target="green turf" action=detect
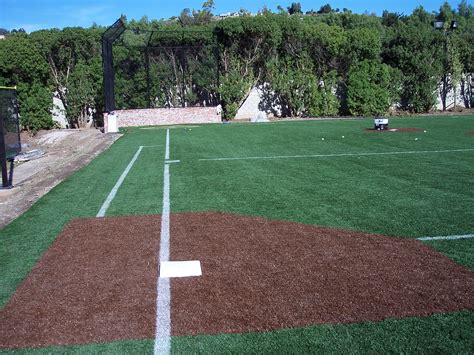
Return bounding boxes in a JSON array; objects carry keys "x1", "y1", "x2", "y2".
[
  {"x1": 170, "y1": 116, "x2": 474, "y2": 238},
  {"x1": 5, "y1": 312, "x2": 472, "y2": 354},
  {"x1": 1, "y1": 115, "x2": 473, "y2": 352},
  {"x1": 173, "y1": 312, "x2": 474, "y2": 354},
  {"x1": 424, "y1": 237, "x2": 474, "y2": 270},
  {"x1": 3, "y1": 339, "x2": 153, "y2": 354}
]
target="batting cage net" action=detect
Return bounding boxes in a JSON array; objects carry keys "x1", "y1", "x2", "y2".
[
  {"x1": 0, "y1": 86, "x2": 21, "y2": 188},
  {"x1": 103, "y1": 19, "x2": 219, "y2": 112}
]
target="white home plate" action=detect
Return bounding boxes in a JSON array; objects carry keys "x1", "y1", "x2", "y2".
[{"x1": 160, "y1": 260, "x2": 202, "y2": 278}]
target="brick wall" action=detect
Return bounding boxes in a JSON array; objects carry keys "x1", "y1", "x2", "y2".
[{"x1": 115, "y1": 107, "x2": 221, "y2": 127}]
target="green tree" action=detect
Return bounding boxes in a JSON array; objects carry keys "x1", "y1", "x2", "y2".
[
  {"x1": 33, "y1": 27, "x2": 102, "y2": 126},
  {"x1": 66, "y1": 58, "x2": 102, "y2": 127},
  {"x1": 0, "y1": 34, "x2": 53, "y2": 131},
  {"x1": 383, "y1": 19, "x2": 442, "y2": 112},
  {"x1": 458, "y1": 0, "x2": 474, "y2": 19},
  {"x1": 347, "y1": 60, "x2": 396, "y2": 116},
  {"x1": 318, "y1": 4, "x2": 333, "y2": 14},
  {"x1": 287, "y1": 3, "x2": 302, "y2": 15}
]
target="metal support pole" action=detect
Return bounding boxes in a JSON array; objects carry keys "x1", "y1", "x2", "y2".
[
  {"x1": 215, "y1": 44, "x2": 221, "y2": 105},
  {"x1": 442, "y1": 34, "x2": 448, "y2": 111},
  {"x1": 0, "y1": 117, "x2": 10, "y2": 188},
  {"x1": 102, "y1": 39, "x2": 115, "y2": 112},
  {"x1": 145, "y1": 47, "x2": 151, "y2": 108}
]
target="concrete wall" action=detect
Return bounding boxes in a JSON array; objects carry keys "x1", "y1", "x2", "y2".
[
  {"x1": 52, "y1": 96, "x2": 67, "y2": 128},
  {"x1": 434, "y1": 74, "x2": 473, "y2": 110},
  {"x1": 115, "y1": 107, "x2": 221, "y2": 127},
  {"x1": 235, "y1": 87, "x2": 267, "y2": 120}
]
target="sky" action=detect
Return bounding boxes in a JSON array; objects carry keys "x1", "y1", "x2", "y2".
[{"x1": 0, "y1": 0, "x2": 463, "y2": 32}]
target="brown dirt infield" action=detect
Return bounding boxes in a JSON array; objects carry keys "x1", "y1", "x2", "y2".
[
  {"x1": 1, "y1": 212, "x2": 474, "y2": 349},
  {"x1": 466, "y1": 130, "x2": 474, "y2": 135},
  {"x1": 365, "y1": 127, "x2": 424, "y2": 132},
  {"x1": 0, "y1": 216, "x2": 161, "y2": 349}
]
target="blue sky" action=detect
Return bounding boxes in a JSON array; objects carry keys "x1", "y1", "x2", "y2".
[{"x1": 0, "y1": 0, "x2": 462, "y2": 32}]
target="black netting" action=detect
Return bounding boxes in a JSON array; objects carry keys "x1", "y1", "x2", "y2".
[
  {"x1": 102, "y1": 19, "x2": 126, "y2": 112},
  {"x1": 0, "y1": 88, "x2": 21, "y2": 159},
  {"x1": 102, "y1": 19, "x2": 219, "y2": 111}
]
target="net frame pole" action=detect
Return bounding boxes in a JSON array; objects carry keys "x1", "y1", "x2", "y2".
[
  {"x1": 102, "y1": 18, "x2": 126, "y2": 113},
  {"x1": 0, "y1": 117, "x2": 9, "y2": 188},
  {"x1": 0, "y1": 86, "x2": 19, "y2": 189}
]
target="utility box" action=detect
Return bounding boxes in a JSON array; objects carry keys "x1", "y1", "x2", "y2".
[{"x1": 374, "y1": 117, "x2": 389, "y2": 130}]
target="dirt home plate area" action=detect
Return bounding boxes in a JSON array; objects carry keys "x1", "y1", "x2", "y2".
[{"x1": 1, "y1": 212, "x2": 473, "y2": 349}]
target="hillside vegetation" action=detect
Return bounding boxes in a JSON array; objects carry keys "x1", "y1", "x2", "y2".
[{"x1": 0, "y1": 1, "x2": 473, "y2": 130}]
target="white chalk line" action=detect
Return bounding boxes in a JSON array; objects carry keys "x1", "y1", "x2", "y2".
[
  {"x1": 198, "y1": 148, "x2": 474, "y2": 162},
  {"x1": 165, "y1": 128, "x2": 170, "y2": 161},
  {"x1": 154, "y1": 129, "x2": 171, "y2": 355},
  {"x1": 165, "y1": 160, "x2": 180, "y2": 164},
  {"x1": 96, "y1": 146, "x2": 143, "y2": 217},
  {"x1": 417, "y1": 233, "x2": 474, "y2": 241}
]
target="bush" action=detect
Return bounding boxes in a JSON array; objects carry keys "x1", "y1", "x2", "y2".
[{"x1": 347, "y1": 60, "x2": 396, "y2": 116}]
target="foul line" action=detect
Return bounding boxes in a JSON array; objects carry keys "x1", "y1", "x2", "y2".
[
  {"x1": 198, "y1": 148, "x2": 474, "y2": 162},
  {"x1": 165, "y1": 128, "x2": 170, "y2": 160},
  {"x1": 417, "y1": 233, "x2": 474, "y2": 241},
  {"x1": 154, "y1": 129, "x2": 171, "y2": 355},
  {"x1": 96, "y1": 146, "x2": 143, "y2": 217}
]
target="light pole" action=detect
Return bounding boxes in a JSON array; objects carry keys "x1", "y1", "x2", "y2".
[{"x1": 433, "y1": 20, "x2": 457, "y2": 111}]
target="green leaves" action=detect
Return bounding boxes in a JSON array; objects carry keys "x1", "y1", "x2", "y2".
[
  {"x1": 347, "y1": 60, "x2": 396, "y2": 116},
  {"x1": 0, "y1": 34, "x2": 53, "y2": 131}
]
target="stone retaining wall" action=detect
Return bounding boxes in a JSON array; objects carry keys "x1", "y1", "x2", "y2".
[{"x1": 115, "y1": 107, "x2": 221, "y2": 127}]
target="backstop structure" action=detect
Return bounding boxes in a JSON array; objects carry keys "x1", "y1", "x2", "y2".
[
  {"x1": 0, "y1": 86, "x2": 21, "y2": 188},
  {"x1": 101, "y1": 19, "x2": 221, "y2": 131}
]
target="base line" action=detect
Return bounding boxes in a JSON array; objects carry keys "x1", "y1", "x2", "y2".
[
  {"x1": 96, "y1": 146, "x2": 143, "y2": 217},
  {"x1": 198, "y1": 148, "x2": 474, "y2": 162},
  {"x1": 417, "y1": 233, "x2": 474, "y2": 241},
  {"x1": 154, "y1": 129, "x2": 171, "y2": 355}
]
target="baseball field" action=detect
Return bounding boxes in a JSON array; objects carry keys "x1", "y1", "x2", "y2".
[{"x1": 1, "y1": 115, "x2": 473, "y2": 353}]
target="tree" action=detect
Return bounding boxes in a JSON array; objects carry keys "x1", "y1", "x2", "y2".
[
  {"x1": 447, "y1": 36, "x2": 463, "y2": 109},
  {"x1": 458, "y1": 0, "x2": 474, "y2": 19},
  {"x1": 347, "y1": 60, "x2": 396, "y2": 116},
  {"x1": 318, "y1": 4, "x2": 333, "y2": 14},
  {"x1": 34, "y1": 27, "x2": 102, "y2": 127},
  {"x1": 178, "y1": 9, "x2": 193, "y2": 26},
  {"x1": 437, "y1": 1, "x2": 455, "y2": 22},
  {"x1": 382, "y1": 10, "x2": 404, "y2": 27},
  {"x1": 193, "y1": 0, "x2": 215, "y2": 25},
  {"x1": 411, "y1": 6, "x2": 432, "y2": 24},
  {"x1": 383, "y1": 19, "x2": 442, "y2": 112},
  {"x1": 0, "y1": 34, "x2": 53, "y2": 131},
  {"x1": 66, "y1": 58, "x2": 102, "y2": 127},
  {"x1": 287, "y1": 3, "x2": 302, "y2": 15}
]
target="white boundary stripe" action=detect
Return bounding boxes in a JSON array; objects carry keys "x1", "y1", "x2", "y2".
[
  {"x1": 417, "y1": 233, "x2": 474, "y2": 241},
  {"x1": 198, "y1": 148, "x2": 474, "y2": 162},
  {"x1": 154, "y1": 129, "x2": 171, "y2": 355},
  {"x1": 159, "y1": 163, "x2": 170, "y2": 262},
  {"x1": 165, "y1": 128, "x2": 170, "y2": 161},
  {"x1": 165, "y1": 160, "x2": 180, "y2": 164},
  {"x1": 96, "y1": 146, "x2": 143, "y2": 217}
]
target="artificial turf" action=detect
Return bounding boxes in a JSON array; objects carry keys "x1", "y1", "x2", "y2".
[
  {"x1": 1, "y1": 115, "x2": 473, "y2": 353},
  {"x1": 5, "y1": 312, "x2": 473, "y2": 354}
]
